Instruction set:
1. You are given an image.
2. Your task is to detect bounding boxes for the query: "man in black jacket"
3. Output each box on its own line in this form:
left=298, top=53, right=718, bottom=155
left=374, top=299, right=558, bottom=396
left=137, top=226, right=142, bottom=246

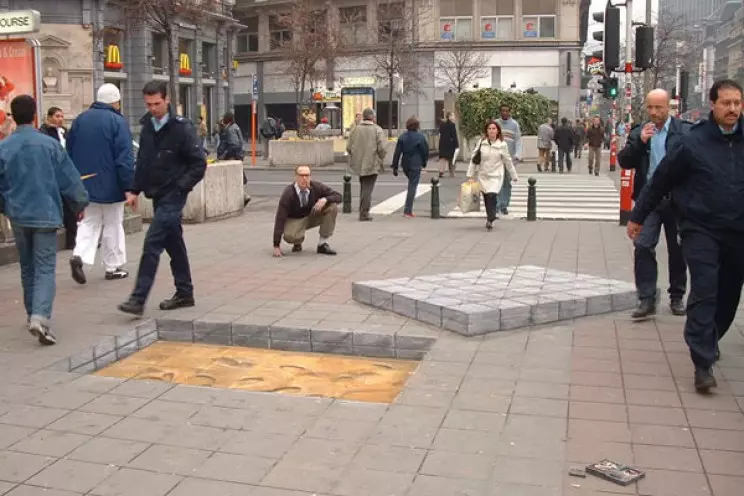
left=627, top=80, right=744, bottom=392
left=619, top=89, right=689, bottom=320
left=552, top=117, right=574, bottom=173
left=118, top=81, right=207, bottom=316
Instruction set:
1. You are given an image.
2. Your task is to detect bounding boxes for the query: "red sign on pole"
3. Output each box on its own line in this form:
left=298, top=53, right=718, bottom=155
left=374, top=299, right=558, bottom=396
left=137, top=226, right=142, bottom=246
left=619, top=167, right=634, bottom=226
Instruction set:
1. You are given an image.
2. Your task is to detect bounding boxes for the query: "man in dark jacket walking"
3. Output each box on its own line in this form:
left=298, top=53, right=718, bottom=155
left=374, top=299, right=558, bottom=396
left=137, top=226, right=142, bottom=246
left=573, top=119, right=585, bottom=158
left=585, top=116, right=604, bottom=175
left=619, top=89, right=689, bottom=321
left=118, top=81, right=207, bottom=316
left=67, top=84, right=135, bottom=284
left=438, top=112, right=458, bottom=177
left=393, top=116, right=430, bottom=217
left=627, top=79, right=744, bottom=392
left=552, top=118, right=574, bottom=173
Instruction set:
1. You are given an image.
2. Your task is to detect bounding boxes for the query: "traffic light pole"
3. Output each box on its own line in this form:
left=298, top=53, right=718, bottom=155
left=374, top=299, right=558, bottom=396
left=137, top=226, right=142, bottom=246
left=619, top=0, right=635, bottom=226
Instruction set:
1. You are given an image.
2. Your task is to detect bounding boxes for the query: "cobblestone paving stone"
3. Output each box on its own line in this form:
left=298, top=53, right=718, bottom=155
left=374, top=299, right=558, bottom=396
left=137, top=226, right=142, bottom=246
left=0, top=212, right=742, bottom=495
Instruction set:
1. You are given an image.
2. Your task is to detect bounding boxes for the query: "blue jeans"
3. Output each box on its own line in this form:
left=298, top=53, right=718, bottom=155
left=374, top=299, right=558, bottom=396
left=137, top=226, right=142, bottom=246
left=633, top=202, right=686, bottom=302
left=131, top=191, right=193, bottom=304
left=402, top=166, right=421, bottom=215
left=12, top=225, right=58, bottom=322
left=498, top=169, right=512, bottom=211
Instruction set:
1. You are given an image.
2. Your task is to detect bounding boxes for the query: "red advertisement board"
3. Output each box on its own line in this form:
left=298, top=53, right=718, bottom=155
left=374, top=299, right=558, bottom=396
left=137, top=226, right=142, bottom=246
left=0, top=39, right=40, bottom=139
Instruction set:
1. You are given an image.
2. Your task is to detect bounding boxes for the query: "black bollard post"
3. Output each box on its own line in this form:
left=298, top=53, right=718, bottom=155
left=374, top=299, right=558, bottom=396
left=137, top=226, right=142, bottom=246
left=550, top=151, right=556, bottom=172
left=342, top=174, right=352, bottom=214
left=527, top=177, right=537, bottom=221
left=430, top=177, right=440, bottom=219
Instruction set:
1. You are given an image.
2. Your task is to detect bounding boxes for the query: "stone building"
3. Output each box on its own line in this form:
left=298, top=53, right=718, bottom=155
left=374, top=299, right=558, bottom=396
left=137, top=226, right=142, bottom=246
left=1, top=0, right=240, bottom=134
left=232, top=0, right=590, bottom=132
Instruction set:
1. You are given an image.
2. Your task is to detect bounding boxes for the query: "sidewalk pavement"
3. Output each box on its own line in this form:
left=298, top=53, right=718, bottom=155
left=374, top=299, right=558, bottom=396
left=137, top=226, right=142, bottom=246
left=0, top=213, right=743, bottom=496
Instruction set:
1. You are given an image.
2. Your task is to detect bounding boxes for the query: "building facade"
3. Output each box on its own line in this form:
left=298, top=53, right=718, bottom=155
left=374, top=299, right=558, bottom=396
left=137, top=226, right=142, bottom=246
left=1, top=0, right=239, bottom=135
left=659, top=0, right=728, bottom=25
left=700, top=0, right=743, bottom=102
left=233, top=0, right=589, bottom=132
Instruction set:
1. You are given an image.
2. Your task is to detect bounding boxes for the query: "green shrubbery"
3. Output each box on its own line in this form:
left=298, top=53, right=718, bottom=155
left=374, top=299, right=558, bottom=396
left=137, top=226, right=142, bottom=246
left=456, top=88, right=553, bottom=138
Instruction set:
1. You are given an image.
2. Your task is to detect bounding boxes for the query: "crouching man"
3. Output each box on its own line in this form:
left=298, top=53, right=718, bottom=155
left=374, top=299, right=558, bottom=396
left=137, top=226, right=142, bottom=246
left=272, top=165, right=341, bottom=257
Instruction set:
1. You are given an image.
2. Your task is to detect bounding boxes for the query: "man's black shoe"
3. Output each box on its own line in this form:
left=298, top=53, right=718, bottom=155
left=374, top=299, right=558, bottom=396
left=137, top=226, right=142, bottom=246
left=359, top=216, right=373, bottom=222
left=631, top=299, right=656, bottom=320
left=694, top=367, right=717, bottom=392
left=160, top=294, right=195, bottom=311
left=70, top=256, right=86, bottom=285
left=118, top=298, right=144, bottom=317
left=670, top=299, right=686, bottom=316
left=715, top=349, right=721, bottom=363
left=317, top=243, right=337, bottom=255
left=501, top=208, right=509, bottom=215
left=292, top=244, right=303, bottom=253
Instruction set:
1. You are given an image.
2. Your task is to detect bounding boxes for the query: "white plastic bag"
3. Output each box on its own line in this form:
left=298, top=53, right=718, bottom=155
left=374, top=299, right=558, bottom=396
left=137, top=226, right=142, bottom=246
left=459, top=181, right=481, bottom=213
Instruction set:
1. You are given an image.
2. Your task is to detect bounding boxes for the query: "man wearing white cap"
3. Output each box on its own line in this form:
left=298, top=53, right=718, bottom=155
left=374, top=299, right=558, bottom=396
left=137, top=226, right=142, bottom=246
left=67, top=83, right=135, bottom=283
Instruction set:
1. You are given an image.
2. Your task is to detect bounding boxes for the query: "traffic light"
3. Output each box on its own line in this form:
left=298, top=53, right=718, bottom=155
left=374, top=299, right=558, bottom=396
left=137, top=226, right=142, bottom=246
left=635, top=26, right=655, bottom=70
left=592, top=2, right=621, bottom=72
left=597, top=77, right=619, bottom=99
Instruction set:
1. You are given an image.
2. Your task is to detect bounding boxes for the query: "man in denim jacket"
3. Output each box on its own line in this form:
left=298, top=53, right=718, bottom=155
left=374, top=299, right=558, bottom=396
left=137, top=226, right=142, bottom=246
left=0, top=95, right=89, bottom=345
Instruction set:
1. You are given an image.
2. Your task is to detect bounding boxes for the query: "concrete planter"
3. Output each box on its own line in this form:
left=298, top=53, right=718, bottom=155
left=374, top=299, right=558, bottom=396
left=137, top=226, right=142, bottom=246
left=136, top=160, right=244, bottom=224
left=269, top=140, right=334, bottom=167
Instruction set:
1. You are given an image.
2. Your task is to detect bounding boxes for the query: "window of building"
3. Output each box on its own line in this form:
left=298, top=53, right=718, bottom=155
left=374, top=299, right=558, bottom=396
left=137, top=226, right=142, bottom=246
left=439, top=0, right=474, bottom=17
left=439, top=18, right=473, bottom=41
left=237, top=16, right=259, bottom=53
left=340, top=6, right=367, bottom=45
left=522, top=0, right=555, bottom=38
left=270, top=15, right=292, bottom=49
left=480, top=17, right=513, bottom=40
left=151, top=33, right=166, bottom=74
left=378, top=2, right=405, bottom=43
left=202, top=42, right=217, bottom=78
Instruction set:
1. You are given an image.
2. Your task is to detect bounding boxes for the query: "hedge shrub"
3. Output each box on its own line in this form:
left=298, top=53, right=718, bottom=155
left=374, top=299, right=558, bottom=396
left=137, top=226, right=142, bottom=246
left=456, top=89, right=553, bottom=138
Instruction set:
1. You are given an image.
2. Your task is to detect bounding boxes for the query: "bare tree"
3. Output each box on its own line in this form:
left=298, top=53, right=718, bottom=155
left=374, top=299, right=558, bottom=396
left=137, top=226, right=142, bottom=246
left=436, top=48, right=489, bottom=93
left=647, top=12, right=700, bottom=90
left=274, top=0, right=332, bottom=134
left=120, top=0, right=231, bottom=109
left=372, top=0, right=428, bottom=137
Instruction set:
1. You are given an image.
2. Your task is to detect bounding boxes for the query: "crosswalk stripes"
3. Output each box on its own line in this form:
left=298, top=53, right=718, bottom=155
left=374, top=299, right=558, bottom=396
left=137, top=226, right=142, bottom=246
left=446, top=173, right=620, bottom=222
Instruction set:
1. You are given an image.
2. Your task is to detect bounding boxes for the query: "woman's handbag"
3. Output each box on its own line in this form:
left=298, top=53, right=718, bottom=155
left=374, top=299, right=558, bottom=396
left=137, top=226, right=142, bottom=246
left=471, top=140, right=484, bottom=165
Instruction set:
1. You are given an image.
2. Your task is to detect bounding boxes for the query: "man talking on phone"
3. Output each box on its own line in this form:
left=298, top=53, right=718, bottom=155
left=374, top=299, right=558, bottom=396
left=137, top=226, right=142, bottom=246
left=618, top=89, right=690, bottom=320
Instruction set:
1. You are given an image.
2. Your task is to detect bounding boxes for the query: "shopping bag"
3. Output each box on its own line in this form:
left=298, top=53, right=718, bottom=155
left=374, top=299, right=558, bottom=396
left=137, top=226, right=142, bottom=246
left=459, top=181, right=481, bottom=213
left=452, top=147, right=460, bottom=165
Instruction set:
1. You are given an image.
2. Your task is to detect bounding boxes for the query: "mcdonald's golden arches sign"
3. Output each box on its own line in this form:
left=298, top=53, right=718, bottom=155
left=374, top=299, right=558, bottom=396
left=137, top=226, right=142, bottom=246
left=104, top=44, right=122, bottom=70
left=179, top=53, right=192, bottom=76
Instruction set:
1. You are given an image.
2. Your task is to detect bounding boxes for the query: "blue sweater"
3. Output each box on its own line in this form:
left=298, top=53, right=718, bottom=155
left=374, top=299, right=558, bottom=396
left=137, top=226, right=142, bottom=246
left=67, top=102, right=134, bottom=203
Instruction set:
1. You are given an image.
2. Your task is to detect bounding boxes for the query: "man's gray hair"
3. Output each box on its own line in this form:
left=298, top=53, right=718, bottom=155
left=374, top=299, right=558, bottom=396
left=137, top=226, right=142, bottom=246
left=362, top=108, right=375, bottom=120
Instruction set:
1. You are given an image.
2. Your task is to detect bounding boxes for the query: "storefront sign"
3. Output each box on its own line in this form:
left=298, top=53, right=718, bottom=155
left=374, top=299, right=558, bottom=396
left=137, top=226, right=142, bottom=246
left=585, top=57, right=603, bottom=76
left=341, top=76, right=375, bottom=87
left=440, top=21, right=454, bottom=40
left=481, top=20, right=496, bottom=39
left=341, top=87, right=375, bottom=131
left=179, top=53, right=192, bottom=77
left=0, top=10, right=40, bottom=36
left=105, top=44, right=123, bottom=71
left=0, top=40, right=41, bottom=139
left=523, top=20, right=538, bottom=38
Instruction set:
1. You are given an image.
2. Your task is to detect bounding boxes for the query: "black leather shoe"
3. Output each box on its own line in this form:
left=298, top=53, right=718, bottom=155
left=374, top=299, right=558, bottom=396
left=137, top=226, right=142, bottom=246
left=359, top=216, right=373, bottom=222
left=292, top=244, right=303, bottom=253
left=670, top=299, right=686, bottom=316
left=118, top=298, right=144, bottom=317
left=70, top=256, right=86, bottom=285
left=694, top=367, right=717, bottom=392
left=317, top=243, right=337, bottom=255
left=159, top=294, right=195, bottom=311
left=631, top=299, right=656, bottom=320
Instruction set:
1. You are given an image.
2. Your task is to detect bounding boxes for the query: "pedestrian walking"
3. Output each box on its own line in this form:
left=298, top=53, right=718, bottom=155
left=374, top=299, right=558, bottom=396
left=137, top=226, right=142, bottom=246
left=619, top=89, right=689, bottom=320
left=39, top=106, right=78, bottom=250
left=117, top=81, right=207, bottom=316
left=585, top=116, right=604, bottom=175
left=536, top=118, right=553, bottom=172
left=0, top=95, right=89, bottom=345
left=217, top=112, right=244, bottom=162
left=66, top=83, right=135, bottom=284
left=392, top=116, right=429, bottom=218
left=346, top=108, right=386, bottom=221
left=260, top=115, right=280, bottom=158
left=627, top=79, right=744, bottom=392
left=272, top=165, right=341, bottom=257
left=438, top=112, right=458, bottom=177
left=552, top=117, right=574, bottom=173
left=573, top=119, right=586, bottom=158
left=495, top=104, right=522, bottom=215
left=198, top=116, right=208, bottom=152
left=466, top=120, right=518, bottom=231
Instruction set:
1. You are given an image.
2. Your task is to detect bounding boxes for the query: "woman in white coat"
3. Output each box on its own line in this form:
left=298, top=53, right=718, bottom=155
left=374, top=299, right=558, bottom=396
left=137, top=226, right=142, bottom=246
left=466, top=120, right=519, bottom=230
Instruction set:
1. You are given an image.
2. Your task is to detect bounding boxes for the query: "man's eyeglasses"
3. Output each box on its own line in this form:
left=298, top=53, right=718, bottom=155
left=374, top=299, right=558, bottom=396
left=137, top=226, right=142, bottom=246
left=296, top=173, right=311, bottom=178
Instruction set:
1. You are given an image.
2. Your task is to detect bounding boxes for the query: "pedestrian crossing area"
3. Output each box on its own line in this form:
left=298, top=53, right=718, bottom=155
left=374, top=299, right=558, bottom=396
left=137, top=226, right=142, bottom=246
left=446, top=173, right=620, bottom=222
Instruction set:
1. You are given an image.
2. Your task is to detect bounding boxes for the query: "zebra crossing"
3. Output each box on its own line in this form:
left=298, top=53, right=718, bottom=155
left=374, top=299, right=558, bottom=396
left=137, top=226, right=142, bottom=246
left=446, top=173, right=620, bottom=222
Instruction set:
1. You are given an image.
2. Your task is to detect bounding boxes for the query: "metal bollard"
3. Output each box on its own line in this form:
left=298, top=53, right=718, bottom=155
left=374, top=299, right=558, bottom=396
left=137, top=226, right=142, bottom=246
left=527, top=177, right=537, bottom=221
left=550, top=151, right=556, bottom=172
left=342, top=174, right=352, bottom=214
left=430, top=177, right=440, bottom=219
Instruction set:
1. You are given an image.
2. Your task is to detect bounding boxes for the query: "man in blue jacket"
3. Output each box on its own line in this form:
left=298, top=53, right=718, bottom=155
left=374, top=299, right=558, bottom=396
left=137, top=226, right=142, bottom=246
left=0, top=95, right=89, bottom=345
left=67, top=83, right=135, bottom=284
left=118, top=81, right=206, bottom=316
left=619, top=89, right=689, bottom=320
left=627, top=80, right=744, bottom=392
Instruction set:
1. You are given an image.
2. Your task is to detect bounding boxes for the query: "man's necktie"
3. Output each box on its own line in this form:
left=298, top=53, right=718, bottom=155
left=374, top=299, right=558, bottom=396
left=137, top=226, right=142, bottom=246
left=301, top=190, right=308, bottom=207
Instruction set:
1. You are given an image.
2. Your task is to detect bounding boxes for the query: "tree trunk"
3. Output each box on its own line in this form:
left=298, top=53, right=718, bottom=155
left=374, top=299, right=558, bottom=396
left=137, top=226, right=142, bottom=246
left=299, top=74, right=307, bottom=137
left=166, top=28, right=179, bottom=112
left=91, top=0, right=105, bottom=92
left=387, top=73, right=394, bottom=138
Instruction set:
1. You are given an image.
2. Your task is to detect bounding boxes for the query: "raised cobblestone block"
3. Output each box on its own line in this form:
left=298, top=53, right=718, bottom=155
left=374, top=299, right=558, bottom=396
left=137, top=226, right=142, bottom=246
left=352, top=266, right=637, bottom=335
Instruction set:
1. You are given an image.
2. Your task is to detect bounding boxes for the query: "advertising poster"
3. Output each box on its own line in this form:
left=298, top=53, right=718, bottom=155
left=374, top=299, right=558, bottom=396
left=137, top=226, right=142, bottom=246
left=523, top=19, right=538, bottom=38
left=0, top=40, right=37, bottom=140
left=341, top=87, right=375, bottom=132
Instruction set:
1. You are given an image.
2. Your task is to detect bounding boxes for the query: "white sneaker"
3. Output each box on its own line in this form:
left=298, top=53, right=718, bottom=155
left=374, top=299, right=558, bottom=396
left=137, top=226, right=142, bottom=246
left=28, top=320, right=57, bottom=346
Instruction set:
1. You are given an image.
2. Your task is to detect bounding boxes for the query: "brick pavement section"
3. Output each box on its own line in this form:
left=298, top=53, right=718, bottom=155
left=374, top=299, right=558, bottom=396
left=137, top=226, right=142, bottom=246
left=353, top=265, right=637, bottom=335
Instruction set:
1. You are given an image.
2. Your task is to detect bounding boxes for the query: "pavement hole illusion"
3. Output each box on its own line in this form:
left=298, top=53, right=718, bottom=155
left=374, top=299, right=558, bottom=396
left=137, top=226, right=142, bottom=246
left=353, top=265, right=638, bottom=335
left=95, top=341, right=419, bottom=403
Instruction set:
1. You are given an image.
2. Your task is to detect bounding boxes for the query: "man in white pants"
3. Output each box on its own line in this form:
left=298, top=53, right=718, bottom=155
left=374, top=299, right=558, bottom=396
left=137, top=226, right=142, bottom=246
left=67, top=83, right=135, bottom=283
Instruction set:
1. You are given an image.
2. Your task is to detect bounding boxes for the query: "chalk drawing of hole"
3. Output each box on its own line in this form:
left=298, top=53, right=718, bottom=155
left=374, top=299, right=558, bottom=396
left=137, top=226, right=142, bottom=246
left=189, top=374, right=216, bottom=386
left=280, top=365, right=307, bottom=372
left=138, top=369, right=175, bottom=382
left=373, top=363, right=394, bottom=370
left=213, top=357, right=254, bottom=368
left=351, top=371, right=379, bottom=378
left=332, top=375, right=354, bottom=382
left=267, top=386, right=302, bottom=393
left=235, top=377, right=265, bottom=386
